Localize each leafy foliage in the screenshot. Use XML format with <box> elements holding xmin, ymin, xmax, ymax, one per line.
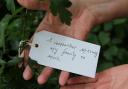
<box><xmin>87</xmin><ymin>18</ymin><xmax>128</xmax><ymax>72</ymax></box>
<box><xmin>0</xmin><ymin>15</ymin><xmax>12</xmax><ymax>49</ymax></box>
<box><xmin>5</xmin><ymin>0</ymin><xmax>16</xmax><ymax>13</ymax></box>
<box><xmin>0</xmin><ymin>0</ymin><xmax>128</xmax><ymax>89</ymax></box>
<box><xmin>50</xmin><ymin>0</ymin><xmax>72</xmax><ymax>25</ymax></box>
<box><xmin>39</xmin><ymin>0</ymin><xmax>72</xmax><ymax>25</ymax></box>
<box><xmin>98</xmin><ymin>31</ymin><xmax>110</xmax><ymax>46</ymax></box>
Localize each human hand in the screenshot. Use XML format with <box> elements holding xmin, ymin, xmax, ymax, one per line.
<box><xmin>17</xmin><ymin>0</ymin><xmax>128</xmax><ymax>86</ymax></box>
<box><xmin>61</xmin><ymin>64</ymin><xmax>128</xmax><ymax>89</ymax></box>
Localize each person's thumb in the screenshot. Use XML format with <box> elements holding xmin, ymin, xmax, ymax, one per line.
<box><xmin>17</xmin><ymin>0</ymin><xmax>49</xmax><ymax>10</ymax></box>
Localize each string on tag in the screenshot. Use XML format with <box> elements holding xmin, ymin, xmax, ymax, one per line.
<box><xmin>18</xmin><ymin>40</ymin><xmax>39</xmax><ymax>68</ymax></box>
<box><xmin>18</xmin><ymin>40</ymin><xmax>31</xmax><ymax>67</ymax></box>
<box><xmin>18</xmin><ymin>40</ymin><xmax>40</xmax><ymax>74</ymax></box>
<box><xmin>18</xmin><ymin>40</ymin><xmax>30</xmax><ymax>57</ymax></box>
<box><xmin>18</xmin><ymin>9</ymin><xmax>40</xmax><ymax>69</ymax></box>
<box><xmin>18</xmin><ymin>9</ymin><xmax>33</xmax><ymax>68</ymax></box>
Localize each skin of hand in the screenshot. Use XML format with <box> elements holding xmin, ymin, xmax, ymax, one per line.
<box><xmin>17</xmin><ymin>0</ymin><xmax>128</xmax><ymax>86</ymax></box>
<box><xmin>61</xmin><ymin>64</ymin><xmax>128</xmax><ymax>89</ymax></box>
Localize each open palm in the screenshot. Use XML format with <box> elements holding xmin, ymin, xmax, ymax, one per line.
<box><xmin>17</xmin><ymin>0</ymin><xmax>125</xmax><ymax>85</ymax></box>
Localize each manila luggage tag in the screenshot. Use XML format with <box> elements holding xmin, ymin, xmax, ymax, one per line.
<box><xmin>29</xmin><ymin>31</ymin><xmax>101</xmax><ymax>78</ymax></box>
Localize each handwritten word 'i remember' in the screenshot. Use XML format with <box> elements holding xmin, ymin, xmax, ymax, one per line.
<box><xmin>47</xmin><ymin>37</ymin><xmax>77</xmax><ymax>49</ymax></box>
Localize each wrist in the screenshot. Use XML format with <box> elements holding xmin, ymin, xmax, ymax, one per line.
<box><xmin>87</xmin><ymin>0</ymin><xmax>128</xmax><ymax>25</ymax></box>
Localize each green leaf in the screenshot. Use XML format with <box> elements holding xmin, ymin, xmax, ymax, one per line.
<box><xmin>104</xmin><ymin>22</ymin><xmax>113</xmax><ymax>31</ymax></box>
<box><xmin>98</xmin><ymin>32</ymin><xmax>110</xmax><ymax>46</ymax></box>
<box><xmin>0</xmin><ymin>59</ymin><xmax>6</xmax><ymax>75</ymax></box>
<box><xmin>6</xmin><ymin>18</ymin><xmax>22</xmax><ymax>41</ymax></box>
<box><xmin>0</xmin><ymin>59</ymin><xmax>6</xmax><ymax>66</ymax></box>
<box><xmin>113</xmin><ymin>18</ymin><xmax>127</xmax><ymax>25</ymax></box>
<box><xmin>92</xmin><ymin>25</ymin><xmax>101</xmax><ymax>33</ymax></box>
<box><xmin>97</xmin><ymin>61</ymin><xmax>114</xmax><ymax>72</ymax></box>
<box><xmin>111</xmin><ymin>38</ymin><xmax>122</xmax><ymax>44</ymax></box>
<box><xmin>0</xmin><ymin>15</ymin><xmax>12</xmax><ymax>48</ymax></box>
<box><xmin>7</xmin><ymin>57</ymin><xmax>22</xmax><ymax>67</ymax></box>
<box><xmin>117</xmin><ymin>49</ymin><xmax>128</xmax><ymax>61</ymax></box>
<box><xmin>103</xmin><ymin>46</ymin><xmax>118</xmax><ymax>61</ymax></box>
<box><xmin>50</xmin><ymin>0</ymin><xmax>72</xmax><ymax>25</ymax></box>
<box><xmin>5</xmin><ymin>0</ymin><xmax>16</xmax><ymax>13</ymax></box>
<box><xmin>50</xmin><ymin>0</ymin><xmax>59</xmax><ymax>16</ymax></box>
<box><xmin>87</xmin><ymin>33</ymin><xmax>99</xmax><ymax>44</ymax></box>
<box><xmin>115</xmin><ymin>28</ymin><xmax>125</xmax><ymax>39</ymax></box>
<box><xmin>59</xmin><ymin>8</ymin><xmax>72</xmax><ymax>25</ymax></box>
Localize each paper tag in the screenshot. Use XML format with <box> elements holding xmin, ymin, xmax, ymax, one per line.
<box><xmin>29</xmin><ymin>31</ymin><xmax>100</xmax><ymax>78</ymax></box>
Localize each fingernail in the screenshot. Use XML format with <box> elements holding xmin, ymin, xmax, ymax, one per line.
<box><xmin>23</xmin><ymin>66</ymin><xmax>32</xmax><ymax>80</ymax></box>
<box><xmin>37</xmin><ymin>75</ymin><xmax>46</xmax><ymax>85</ymax></box>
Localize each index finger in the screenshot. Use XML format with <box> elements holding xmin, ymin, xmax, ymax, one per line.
<box><xmin>17</xmin><ymin>0</ymin><xmax>49</xmax><ymax>10</ymax></box>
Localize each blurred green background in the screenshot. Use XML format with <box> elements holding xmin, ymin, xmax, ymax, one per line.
<box><xmin>0</xmin><ymin>0</ymin><xmax>128</xmax><ymax>89</ymax></box>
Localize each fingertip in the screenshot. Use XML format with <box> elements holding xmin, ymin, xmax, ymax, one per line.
<box><xmin>37</xmin><ymin>67</ymin><xmax>53</xmax><ymax>85</ymax></box>
<box><xmin>37</xmin><ymin>75</ymin><xmax>46</xmax><ymax>85</ymax></box>
<box><xmin>17</xmin><ymin>0</ymin><xmax>39</xmax><ymax>10</ymax></box>
<box><xmin>23</xmin><ymin>65</ymin><xmax>33</xmax><ymax>80</ymax></box>
<box><xmin>17</xmin><ymin>0</ymin><xmax>49</xmax><ymax>10</ymax></box>
<box><xmin>59</xmin><ymin>71</ymin><xmax>70</xmax><ymax>86</ymax></box>
<box><xmin>59</xmin><ymin>81</ymin><xmax>65</xmax><ymax>86</ymax></box>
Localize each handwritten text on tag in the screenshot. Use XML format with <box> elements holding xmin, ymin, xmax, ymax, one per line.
<box><xmin>29</xmin><ymin>31</ymin><xmax>100</xmax><ymax>78</ymax></box>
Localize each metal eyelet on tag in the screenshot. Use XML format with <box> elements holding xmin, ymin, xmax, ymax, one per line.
<box><xmin>35</xmin><ymin>44</ymin><xmax>39</xmax><ymax>48</ymax></box>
